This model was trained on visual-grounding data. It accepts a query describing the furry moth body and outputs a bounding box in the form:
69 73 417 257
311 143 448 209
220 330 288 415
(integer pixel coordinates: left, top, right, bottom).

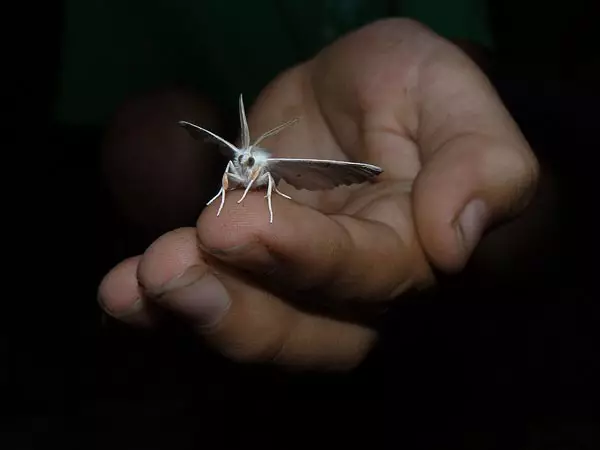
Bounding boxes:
178 94 383 223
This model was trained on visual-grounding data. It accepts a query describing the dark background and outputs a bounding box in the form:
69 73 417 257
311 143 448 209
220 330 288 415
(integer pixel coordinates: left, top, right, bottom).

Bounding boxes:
7 1 600 448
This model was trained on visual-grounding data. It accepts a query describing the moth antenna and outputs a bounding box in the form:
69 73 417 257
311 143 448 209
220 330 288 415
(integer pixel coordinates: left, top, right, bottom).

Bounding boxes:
178 120 239 154
238 94 251 149
252 117 300 147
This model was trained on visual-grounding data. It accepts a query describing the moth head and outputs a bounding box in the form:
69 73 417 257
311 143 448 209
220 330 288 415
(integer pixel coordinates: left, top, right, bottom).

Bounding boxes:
238 150 256 168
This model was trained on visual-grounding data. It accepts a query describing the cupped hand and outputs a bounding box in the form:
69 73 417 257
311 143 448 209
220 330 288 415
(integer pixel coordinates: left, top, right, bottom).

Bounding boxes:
98 19 539 371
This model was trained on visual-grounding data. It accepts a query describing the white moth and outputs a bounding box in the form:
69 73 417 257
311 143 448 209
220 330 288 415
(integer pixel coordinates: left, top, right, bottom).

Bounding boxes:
178 94 383 223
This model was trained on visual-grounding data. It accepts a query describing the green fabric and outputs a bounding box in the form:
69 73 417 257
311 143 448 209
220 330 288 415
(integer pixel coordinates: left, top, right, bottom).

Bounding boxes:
54 0 493 127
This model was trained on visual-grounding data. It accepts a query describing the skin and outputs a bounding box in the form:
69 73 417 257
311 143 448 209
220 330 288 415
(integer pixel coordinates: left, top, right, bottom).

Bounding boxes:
98 19 539 371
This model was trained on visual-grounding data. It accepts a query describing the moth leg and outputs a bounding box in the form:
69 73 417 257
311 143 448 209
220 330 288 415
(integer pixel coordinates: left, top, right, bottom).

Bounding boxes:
266 171 275 224
208 161 236 216
264 173 291 200
237 168 261 204
206 187 223 206
207 161 233 206
273 186 291 200
213 173 245 215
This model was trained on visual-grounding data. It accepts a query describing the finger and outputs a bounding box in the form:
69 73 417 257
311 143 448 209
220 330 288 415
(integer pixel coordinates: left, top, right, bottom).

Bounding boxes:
98 256 154 326
197 187 433 303
134 227 377 371
412 36 539 272
413 135 538 272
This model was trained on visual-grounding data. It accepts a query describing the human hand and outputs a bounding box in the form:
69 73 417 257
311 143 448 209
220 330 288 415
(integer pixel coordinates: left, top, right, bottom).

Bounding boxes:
98 19 539 371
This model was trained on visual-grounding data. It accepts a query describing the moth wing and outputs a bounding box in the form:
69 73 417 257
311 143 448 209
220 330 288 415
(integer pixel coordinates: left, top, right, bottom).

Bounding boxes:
178 120 239 158
266 158 383 191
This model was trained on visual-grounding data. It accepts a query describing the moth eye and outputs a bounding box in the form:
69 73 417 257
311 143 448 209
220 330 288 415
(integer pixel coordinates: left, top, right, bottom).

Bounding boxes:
247 156 255 167
238 155 243 163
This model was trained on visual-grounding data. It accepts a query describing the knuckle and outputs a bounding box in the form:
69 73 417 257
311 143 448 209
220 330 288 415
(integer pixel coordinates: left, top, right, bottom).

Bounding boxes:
485 143 540 216
509 146 540 205
523 150 541 187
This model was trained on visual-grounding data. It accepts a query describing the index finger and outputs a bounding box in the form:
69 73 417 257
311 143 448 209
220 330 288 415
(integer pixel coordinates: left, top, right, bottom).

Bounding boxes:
196 187 430 304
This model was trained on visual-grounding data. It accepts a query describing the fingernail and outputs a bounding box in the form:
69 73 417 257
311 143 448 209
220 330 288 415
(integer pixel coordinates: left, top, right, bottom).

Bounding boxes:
101 295 141 317
98 294 155 327
456 199 489 256
155 265 231 327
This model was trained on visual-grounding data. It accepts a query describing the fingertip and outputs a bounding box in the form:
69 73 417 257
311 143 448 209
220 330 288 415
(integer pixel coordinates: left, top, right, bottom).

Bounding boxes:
133 226 236 328
414 139 538 273
196 192 268 250
196 191 312 269
98 256 153 325
137 227 202 293
413 143 491 272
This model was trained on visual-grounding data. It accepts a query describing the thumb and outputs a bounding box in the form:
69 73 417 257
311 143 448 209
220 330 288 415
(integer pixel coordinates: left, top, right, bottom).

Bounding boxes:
412 134 539 273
